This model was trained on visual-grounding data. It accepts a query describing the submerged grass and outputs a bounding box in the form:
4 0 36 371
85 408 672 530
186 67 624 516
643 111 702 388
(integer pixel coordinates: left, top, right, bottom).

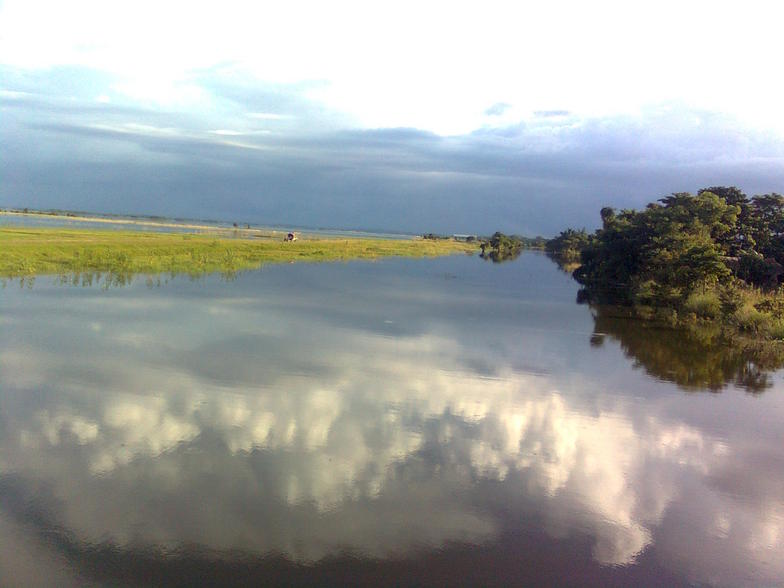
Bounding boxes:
0 227 477 279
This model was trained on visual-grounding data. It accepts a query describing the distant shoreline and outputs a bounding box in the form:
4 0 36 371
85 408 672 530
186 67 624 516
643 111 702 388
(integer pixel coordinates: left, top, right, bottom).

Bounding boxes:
0 210 284 238
0 209 422 240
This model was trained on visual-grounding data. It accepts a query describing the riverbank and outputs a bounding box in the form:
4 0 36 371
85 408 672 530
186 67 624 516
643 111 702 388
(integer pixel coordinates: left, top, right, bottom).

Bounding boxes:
581 282 784 346
0 227 477 278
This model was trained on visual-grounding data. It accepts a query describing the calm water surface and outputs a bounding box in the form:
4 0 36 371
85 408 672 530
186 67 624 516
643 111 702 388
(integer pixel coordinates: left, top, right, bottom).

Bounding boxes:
1 253 783 586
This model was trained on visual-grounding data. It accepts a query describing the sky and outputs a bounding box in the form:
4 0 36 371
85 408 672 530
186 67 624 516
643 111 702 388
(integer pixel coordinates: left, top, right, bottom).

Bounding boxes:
1 0 783 235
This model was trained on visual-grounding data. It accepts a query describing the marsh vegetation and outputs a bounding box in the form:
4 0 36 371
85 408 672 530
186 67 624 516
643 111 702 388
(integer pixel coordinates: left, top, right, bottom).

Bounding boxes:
0 228 477 282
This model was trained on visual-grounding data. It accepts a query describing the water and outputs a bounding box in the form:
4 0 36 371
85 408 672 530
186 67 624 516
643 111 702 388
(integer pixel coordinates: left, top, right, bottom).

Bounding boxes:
0 213 416 239
1 253 783 586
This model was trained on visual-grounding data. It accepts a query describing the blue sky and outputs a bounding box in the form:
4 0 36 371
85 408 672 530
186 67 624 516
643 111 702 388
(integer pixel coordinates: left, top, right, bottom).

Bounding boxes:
1 0 783 235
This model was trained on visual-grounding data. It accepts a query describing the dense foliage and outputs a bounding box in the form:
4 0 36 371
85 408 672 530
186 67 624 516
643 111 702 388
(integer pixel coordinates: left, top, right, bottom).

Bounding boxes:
479 232 524 262
518 235 547 249
545 228 591 262
549 187 784 337
576 191 738 304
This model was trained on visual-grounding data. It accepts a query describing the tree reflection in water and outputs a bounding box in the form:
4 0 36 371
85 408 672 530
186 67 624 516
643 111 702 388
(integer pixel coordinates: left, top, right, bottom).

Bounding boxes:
590 306 784 393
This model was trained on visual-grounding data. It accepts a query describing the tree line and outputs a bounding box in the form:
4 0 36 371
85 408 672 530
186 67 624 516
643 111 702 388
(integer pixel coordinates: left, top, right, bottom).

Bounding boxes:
547 186 784 335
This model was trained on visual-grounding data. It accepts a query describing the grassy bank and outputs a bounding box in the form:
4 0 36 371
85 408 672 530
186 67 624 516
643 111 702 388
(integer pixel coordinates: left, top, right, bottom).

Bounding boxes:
663 284 784 339
0 227 477 279
583 282 784 344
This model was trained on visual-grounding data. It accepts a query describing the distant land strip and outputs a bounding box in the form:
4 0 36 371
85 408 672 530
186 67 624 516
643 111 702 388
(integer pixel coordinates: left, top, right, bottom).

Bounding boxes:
1 208 298 237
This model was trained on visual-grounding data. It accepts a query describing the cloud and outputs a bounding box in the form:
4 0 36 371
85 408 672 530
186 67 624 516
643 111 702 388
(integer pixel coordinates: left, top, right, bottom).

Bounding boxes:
534 110 571 118
2 64 784 236
485 102 511 116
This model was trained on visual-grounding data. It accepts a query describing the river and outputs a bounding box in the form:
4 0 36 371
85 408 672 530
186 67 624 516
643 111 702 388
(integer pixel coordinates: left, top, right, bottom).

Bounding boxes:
1 252 782 586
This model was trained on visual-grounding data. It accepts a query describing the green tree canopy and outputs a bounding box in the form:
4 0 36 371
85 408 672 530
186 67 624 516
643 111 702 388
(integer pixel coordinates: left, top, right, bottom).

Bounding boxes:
574 191 739 304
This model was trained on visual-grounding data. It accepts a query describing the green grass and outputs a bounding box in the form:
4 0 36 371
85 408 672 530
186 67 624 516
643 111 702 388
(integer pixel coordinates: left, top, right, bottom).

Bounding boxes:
0 227 478 279
683 291 721 319
613 281 784 343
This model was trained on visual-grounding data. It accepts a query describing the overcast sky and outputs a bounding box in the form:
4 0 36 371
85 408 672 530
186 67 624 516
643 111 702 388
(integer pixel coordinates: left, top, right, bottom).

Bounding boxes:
1 0 783 235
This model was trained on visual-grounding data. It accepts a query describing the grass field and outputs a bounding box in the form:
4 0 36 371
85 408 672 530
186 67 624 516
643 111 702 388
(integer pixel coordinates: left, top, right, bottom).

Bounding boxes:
0 227 477 280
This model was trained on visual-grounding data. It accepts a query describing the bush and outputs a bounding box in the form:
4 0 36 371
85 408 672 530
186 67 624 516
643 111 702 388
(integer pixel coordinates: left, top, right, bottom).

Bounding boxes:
719 282 744 317
632 279 657 306
733 306 772 333
545 228 591 261
479 232 523 262
684 291 721 319
754 295 784 318
737 251 784 289
769 319 784 340
653 307 679 326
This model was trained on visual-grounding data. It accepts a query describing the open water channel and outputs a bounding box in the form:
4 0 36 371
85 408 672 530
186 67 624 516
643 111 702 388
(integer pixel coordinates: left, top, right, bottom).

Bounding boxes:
1 252 783 586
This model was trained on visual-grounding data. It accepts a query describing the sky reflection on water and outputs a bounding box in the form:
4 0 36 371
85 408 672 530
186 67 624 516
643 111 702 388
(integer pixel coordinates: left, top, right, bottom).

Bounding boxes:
1 254 783 586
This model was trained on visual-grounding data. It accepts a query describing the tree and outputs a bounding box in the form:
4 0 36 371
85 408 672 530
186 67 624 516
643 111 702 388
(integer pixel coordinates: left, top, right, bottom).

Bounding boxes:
574 191 736 304
545 228 591 262
750 193 784 259
480 232 523 262
698 186 754 254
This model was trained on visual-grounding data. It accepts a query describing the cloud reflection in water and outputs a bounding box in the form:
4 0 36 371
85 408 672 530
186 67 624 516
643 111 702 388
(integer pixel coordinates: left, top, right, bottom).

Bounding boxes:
1 256 783 586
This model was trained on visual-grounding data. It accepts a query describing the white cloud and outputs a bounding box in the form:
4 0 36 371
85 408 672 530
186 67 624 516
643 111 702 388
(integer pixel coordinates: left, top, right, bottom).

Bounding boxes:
1 0 782 135
246 113 294 121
